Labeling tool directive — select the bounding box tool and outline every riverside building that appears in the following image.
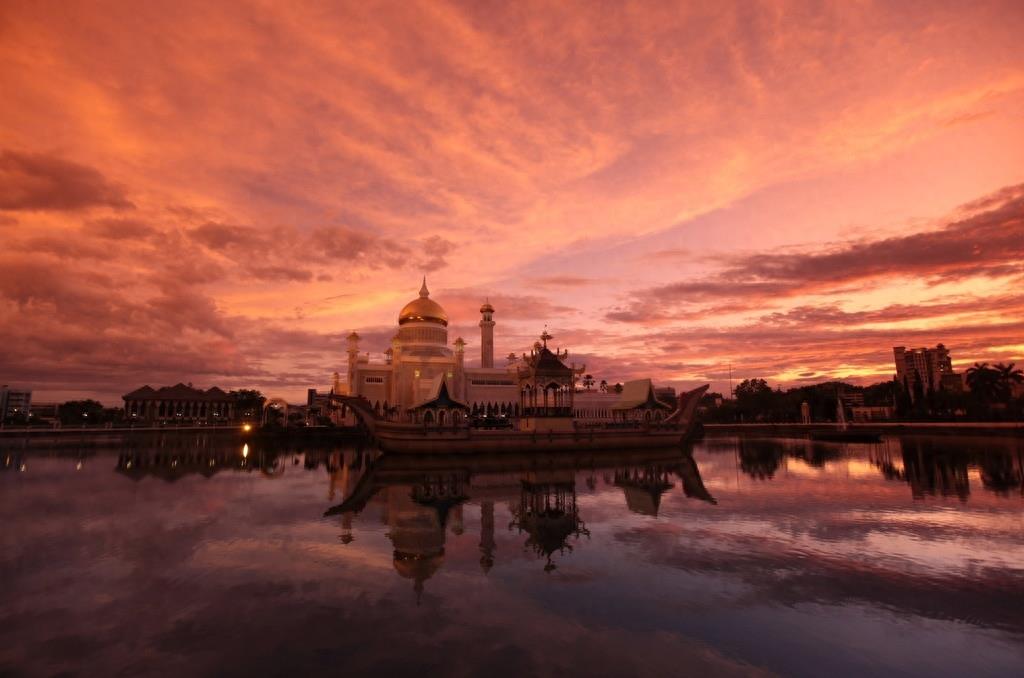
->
[341,279,660,423]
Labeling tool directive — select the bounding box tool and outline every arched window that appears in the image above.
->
[423,410,434,425]
[438,410,448,426]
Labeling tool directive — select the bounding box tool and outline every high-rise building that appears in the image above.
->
[0,385,32,423]
[893,344,956,399]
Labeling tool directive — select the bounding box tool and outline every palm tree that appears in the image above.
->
[966,363,1000,403]
[994,362,1024,401]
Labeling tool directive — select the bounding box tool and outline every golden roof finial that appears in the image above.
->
[399,278,448,326]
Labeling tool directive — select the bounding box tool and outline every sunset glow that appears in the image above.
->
[2,0,1023,402]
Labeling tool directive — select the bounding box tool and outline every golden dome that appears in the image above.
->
[393,551,445,581]
[398,278,448,326]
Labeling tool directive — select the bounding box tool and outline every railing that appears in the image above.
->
[470,417,513,430]
[520,406,573,417]
[573,421,680,431]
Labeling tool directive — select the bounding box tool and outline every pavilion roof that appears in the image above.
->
[619,485,664,516]
[520,346,574,378]
[409,380,469,411]
[611,379,673,410]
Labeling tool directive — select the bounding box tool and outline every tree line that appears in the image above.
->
[700,362,1023,423]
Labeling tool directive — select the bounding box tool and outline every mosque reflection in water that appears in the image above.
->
[5,433,1023,677]
[38,431,1013,600]
[315,447,716,596]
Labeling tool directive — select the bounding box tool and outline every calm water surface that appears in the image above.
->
[2,434,1023,677]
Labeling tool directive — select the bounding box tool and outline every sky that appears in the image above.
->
[1,0,1023,404]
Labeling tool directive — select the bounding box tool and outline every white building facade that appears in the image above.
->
[344,279,523,416]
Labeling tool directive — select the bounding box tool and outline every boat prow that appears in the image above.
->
[335,385,709,455]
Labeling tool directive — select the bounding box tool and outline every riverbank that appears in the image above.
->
[4,421,1021,449]
[0,424,363,450]
[704,421,1024,437]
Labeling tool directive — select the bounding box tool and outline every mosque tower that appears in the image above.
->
[346,331,360,391]
[479,500,496,573]
[479,300,495,368]
[453,337,466,399]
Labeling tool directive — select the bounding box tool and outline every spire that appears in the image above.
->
[419,276,429,298]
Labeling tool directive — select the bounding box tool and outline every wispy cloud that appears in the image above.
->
[1,0,1023,400]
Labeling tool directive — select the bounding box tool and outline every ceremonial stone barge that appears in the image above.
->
[330,279,707,454]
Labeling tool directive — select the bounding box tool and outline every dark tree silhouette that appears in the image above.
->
[230,389,266,418]
[966,363,1001,403]
[994,363,1023,400]
[57,399,105,425]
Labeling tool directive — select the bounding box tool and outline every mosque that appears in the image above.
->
[339,278,639,421]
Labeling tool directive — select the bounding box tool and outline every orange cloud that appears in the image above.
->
[0,0,1023,401]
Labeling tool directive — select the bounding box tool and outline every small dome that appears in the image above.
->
[480,300,494,313]
[398,278,448,326]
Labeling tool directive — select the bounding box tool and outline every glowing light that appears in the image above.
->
[242,423,252,432]
[242,444,249,458]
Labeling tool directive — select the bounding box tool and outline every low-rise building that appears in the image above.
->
[122,383,236,423]
[851,406,895,422]
[27,402,60,425]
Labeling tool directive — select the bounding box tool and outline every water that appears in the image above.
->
[2,434,1022,677]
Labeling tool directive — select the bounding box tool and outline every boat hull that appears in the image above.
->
[334,384,710,455]
[369,425,694,454]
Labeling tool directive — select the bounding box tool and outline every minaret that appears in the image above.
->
[453,337,466,399]
[346,331,360,392]
[479,300,495,368]
[479,500,495,573]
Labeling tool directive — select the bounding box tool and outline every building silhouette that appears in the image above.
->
[893,344,959,400]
